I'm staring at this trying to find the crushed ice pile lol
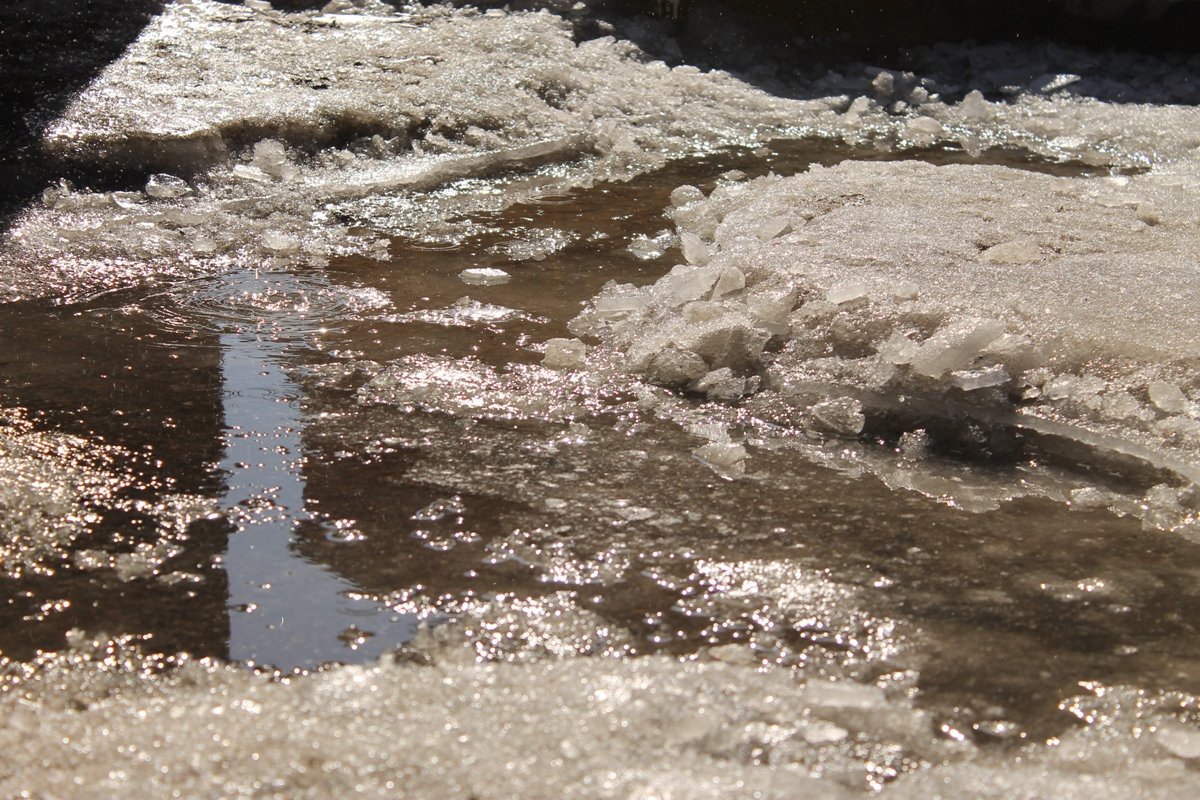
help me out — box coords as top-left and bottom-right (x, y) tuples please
(570, 158), (1200, 530)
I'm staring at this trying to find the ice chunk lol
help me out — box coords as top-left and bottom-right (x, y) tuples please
(826, 280), (869, 305)
(665, 264), (720, 306)
(980, 239), (1041, 264)
(878, 332), (920, 365)
(693, 442), (747, 474)
(755, 215), (792, 242)
(710, 266), (745, 299)
(949, 366), (1010, 391)
(260, 230), (300, 254)
(579, 283), (652, 326)
(674, 314), (769, 373)
(639, 347), (709, 387)
(543, 338), (587, 370)
(1148, 381), (1188, 414)
(232, 164), (272, 184)
(811, 397), (865, 437)
(144, 174), (190, 199)
(693, 368), (746, 401)
(802, 721), (849, 744)
(1156, 722), (1200, 760)
(898, 428), (932, 460)
(627, 230), (675, 261)
(411, 496), (465, 522)
(251, 139), (298, 181)
(387, 297), (540, 329)
(493, 229), (576, 262)
(871, 70), (896, 99)
(680, 232), (712, 266)
(746, 290), (796, 334)
(959, 89), (993, 121)
(904, 116), (943, 145)
(910, 319), (1005, 378)
(800, 679), (886, 710)
(1029, 73), (1082, 94)
(670, 185), (705, 207)
(459, 267), (511, 286)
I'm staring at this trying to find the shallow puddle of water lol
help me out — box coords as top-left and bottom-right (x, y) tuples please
(2, 139), (1197, 739)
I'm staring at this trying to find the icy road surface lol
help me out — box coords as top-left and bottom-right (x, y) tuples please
(3, 0), (1200, 796)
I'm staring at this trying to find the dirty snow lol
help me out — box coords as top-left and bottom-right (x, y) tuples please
(3, 0), (1200, 796)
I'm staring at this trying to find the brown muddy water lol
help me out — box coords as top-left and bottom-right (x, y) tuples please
(1, 139), (1196, 743)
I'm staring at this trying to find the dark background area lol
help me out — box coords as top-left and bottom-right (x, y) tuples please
(1, 0), (1197, 222)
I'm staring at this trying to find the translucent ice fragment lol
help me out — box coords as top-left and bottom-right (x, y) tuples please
(811, 397), (865, 437)
(261, 231), (300, 253)
(1029, 73), (1081, 94)
(412, 496), (465, 522)
(665, 264), (720, 306)
(950, 366), (1010, 391)
(670, 185), (705, 207)
(591, 285), (650, 321)
(755, 215), (792, 242)
(905, 116), (943, 144)
(543, 338), (587, 370)
(145, 174), (191, 199)
(800, 679), (885, 709)
(1149, 381), (1188, 414)
(641, 347), (709, 386)
(899, 428), (931, 460)
(747, 290), (795, 334)
(694, 368), (746, 401)
(251, 139), (298, 180)
(802, 721), (849, 744)
(232, 164), (272, 184)
(627, 230), (674, 261)
(459, 267), (511, 286)
(710, 266), (745, 299)
(826, 280), (869, 305)
(910, 318), (1005, 378)
(1070, 486), (1118, 510)
(877, 331), (919, 366)
(693, 442), (747, 474)
(959, 89), (993, 121)
(680, 232), (711, 266)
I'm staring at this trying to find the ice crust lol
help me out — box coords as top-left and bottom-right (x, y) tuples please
(8, 2), (1200, 303)
(571, 160), (1200, 529)
(3, 631), (1200, 799)
(0, 0), (834, 301)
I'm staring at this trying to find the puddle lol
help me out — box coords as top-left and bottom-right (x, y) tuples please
(3, 139), (1199, 738)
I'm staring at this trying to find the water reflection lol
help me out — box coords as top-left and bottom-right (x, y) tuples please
(217, 327), (418, 669)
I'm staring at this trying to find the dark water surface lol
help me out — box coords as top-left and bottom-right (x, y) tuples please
(2, 140), (1198, 741)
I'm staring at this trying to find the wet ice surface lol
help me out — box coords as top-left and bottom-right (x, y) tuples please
(4, 0), (1200, 795)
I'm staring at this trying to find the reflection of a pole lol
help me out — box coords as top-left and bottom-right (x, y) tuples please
(217, 328), (410, 670)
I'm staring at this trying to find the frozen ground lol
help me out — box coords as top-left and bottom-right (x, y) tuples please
(2, 0), (1200, 796)
(4, 628), (1200, 799)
